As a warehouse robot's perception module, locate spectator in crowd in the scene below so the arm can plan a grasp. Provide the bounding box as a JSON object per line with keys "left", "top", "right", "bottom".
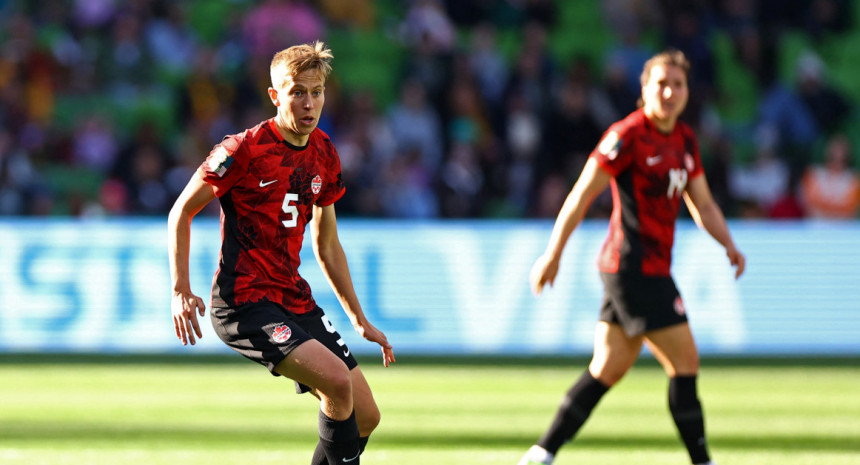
{"left": 795, "top": 50, "right": 852, "bottom": 136}
{"left": 383, "top": 147, "right": 440, "bottom": 218}
{"left": 756, "top": 75, "right": 819, "bottom": 167}
{"left": 800, "top": 133, "right": 860, "bottom": 218}
{"left": 387, "top": 77, "right": 444, "bottom": 174}
{"left": 504, "top": 21, "right": 557, "bottom": 120}
{"left": 541, "top": 78, "right": 604, "bottom": 183}
{"left": 145, "top": 2, "right": 199, "bottom": 79}
{"left": 71, "top": 114, "right": 119, "bottom": 174}
{"left": 440, "top": 141, "right": 484, "bottom": 217}
{"left": 802, "top": 0, "right": 853, "bottom": 41}
{"left": 600, "top": 2, "right": 656, "bottom": 98}
{"left": 602, "top": 53, "right": 641, "bottom": 121}
{"left": 242, "top": 0, "right": 325, "bottom": 61}
{"left": 467, "top": 22, "right": 509, "bottom": 117}
{"left": 328, "top": 90, "right": 395, "bottom": 217}
{"left": 663, "top": 6, "right": 716, "bottom": 129}
{"left": 729, "top": 125, "right": 791, "bottom": 217}
{"left": 565, "top": 55, "right": 619, "bottom": 128}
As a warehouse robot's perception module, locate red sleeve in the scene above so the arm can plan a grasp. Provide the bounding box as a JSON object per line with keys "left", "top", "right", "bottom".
{"left": 590, "top": 122, "right": 634, "bottom": 177}
{"left": 199, "top": 134, "right": 248, "bottom": 197}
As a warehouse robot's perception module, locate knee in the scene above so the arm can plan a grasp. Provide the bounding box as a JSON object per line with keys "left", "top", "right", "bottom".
{"left": 358, "top": 405, "right": 381, "bottom": 435}
{"left": 321, "top": 367, "right": 353, "bottom": 406}
{"left": 672, "top": 353, "right": 700, "bottom": 376}
{"left": 589, "top": 367, "right": 626, "bottom": 387}
{"left": 588, "top": 359, "right": 630, "bottom": 387}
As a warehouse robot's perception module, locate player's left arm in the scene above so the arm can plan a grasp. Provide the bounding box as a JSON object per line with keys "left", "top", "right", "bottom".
{"left": 311, "top": 203, "right": 395, "bottom": 366}
{"left": 683, "top": 174, "right": 746, "bottom": 279}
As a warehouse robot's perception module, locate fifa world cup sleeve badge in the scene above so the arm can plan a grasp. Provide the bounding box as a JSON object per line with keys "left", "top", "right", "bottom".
{"left": 208, "top": 146, "right": 234, "bottom": 177}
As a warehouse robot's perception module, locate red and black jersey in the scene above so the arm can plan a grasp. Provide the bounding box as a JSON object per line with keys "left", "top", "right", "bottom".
{"left": 200, "top": 119, "right": 345, "bottom": 314}
{"left": 590, "top": 108, "right": 704, "bottom": 277}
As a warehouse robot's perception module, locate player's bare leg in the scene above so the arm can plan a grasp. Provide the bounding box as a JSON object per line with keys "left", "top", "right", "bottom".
{"left": 646, "top": 322, "right": 712, "bottom": 465}
{"left": 519, "top": 323, "right": 644, "bottom": 464}
{"left": 276, "top": 340, "right": 354, "bottom": 418}
{"left": 307, "top": 366, "right": 380, "bottom": 464}
{"left": 645, "top": 322, "right": 699, "bottom": 377}
{"left": 348, "top": 367, "right": 381, "bottom": 436}
{"left": 308, "top": 367, "right": 380, "bottom": 435}
{"left": 589, "top": 322, "right": 644, "bottom": 385}
{"left": 276, "top": 341, "right": 360, "bottom": 464}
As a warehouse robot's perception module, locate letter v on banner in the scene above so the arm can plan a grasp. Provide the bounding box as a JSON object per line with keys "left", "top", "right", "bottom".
{"left": 433, "top": 230, "right": 536, "bottom": 352}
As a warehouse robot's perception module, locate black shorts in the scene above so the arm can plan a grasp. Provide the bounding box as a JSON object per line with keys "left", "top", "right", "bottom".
{"left": 599, "top": 272, "right": 688, "bottom": 337}
{"left": 211, "top": 302, "right": 358, "bottom": 393}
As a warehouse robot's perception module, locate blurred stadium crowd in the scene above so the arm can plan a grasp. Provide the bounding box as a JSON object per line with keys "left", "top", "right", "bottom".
{"left": 1, "top": 0, "right": 859, "bottom": 219}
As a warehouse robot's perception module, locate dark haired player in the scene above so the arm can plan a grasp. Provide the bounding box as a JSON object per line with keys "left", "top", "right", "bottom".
{"left": 169, "top": 41, "right": 394, "bottom": 465}
{"left": 518, "top": 50, "right": 745, "bottom": 465}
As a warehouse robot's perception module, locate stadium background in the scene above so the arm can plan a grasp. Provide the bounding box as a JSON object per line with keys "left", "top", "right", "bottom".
{"left": 0, "top": 0, "right": 858, "bottom": 357}
{"left": 1, "top": 2, "right": 859, "bottom": 465}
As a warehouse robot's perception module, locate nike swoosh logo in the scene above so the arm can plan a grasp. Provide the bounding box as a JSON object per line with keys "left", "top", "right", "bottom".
{"left": 646, "top": 155, "right": 662, "bottom": 166}
{"left": 342, "top": 348, "right": 351, "bottom": 357}
{"left": 259, "top": 180, "right": 277, "bottom": 187}
{"left": 342, "top": 450, "right": 361, "bottom": 462}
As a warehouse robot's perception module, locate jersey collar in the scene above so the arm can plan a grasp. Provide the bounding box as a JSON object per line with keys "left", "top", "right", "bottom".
{"left": 267, "top": 118, "right": 311, "bottom": 151}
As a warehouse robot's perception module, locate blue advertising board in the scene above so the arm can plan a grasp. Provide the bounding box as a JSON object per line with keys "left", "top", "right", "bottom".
{"left": 0, "top": 219, "right": 857, "bottom": 356}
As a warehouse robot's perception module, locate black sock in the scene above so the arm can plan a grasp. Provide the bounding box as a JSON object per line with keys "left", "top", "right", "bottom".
{"left": 669, "top": 375, "right": 711, "bottom": 464}
{"left": 537, "top": 370, "right": 609, "bottom": 454}
{"left": 315, "top": 410, "right": 360, "bottom": 464}
{"left": 311, "top": 436, "right": 370, "bottom": 465}
{"left": 311, "top": 441, "right": 327, "bottom": 465}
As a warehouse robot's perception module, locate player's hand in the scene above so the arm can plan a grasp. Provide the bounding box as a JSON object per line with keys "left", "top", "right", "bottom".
{"left": 171, "top": 289, "right": 206, "bottom": 345}
{"left": 355, "top": 321, "right": 395, "bottom": 367}
{"left": 726, "top": 245, "right": 746, "bottom": 279}
{"left": 529, "top": 253, "right": 560, "bottom": 296}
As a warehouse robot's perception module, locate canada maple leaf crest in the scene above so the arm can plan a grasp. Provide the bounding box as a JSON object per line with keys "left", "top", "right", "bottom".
{"left": 272, "top": 324, "right": 291, "bottom": 343}
{"left": 311, "top": 175, "right": 322, "bottom": 195}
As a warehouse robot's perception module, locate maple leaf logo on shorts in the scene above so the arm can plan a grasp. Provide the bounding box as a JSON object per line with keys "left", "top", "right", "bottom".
{"left": 272, "top": 324, "right": 291, "bottom": 343}
{"left": 673, "top": 297, "right": 686, "bottom": 316}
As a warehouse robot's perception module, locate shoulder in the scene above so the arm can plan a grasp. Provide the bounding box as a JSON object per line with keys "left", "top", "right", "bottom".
{"left": 617, "top": 109, "right": 648, "bottom": 132}
{"left": 219, "top": 120, "right": 271, "bottom": 154}
{"left": 598, "top": 111, "right": 645, "bottom": 152}
{"left": 675, "top": 120, "right": 697, "bottom": 140}
{"left": 674, "top": 120, "right": 700, "bottom": 153}
{"left": 310, "top": 128, "right": 339, "bottom": 157}
{"left": 608, "top": 110, "right": 648, "bottom": 142}
{"left": 313, "top": 127, "right": 332, "bottom": 142}
{"left": 311, "top": 127, "right": 335, "bottom": 149}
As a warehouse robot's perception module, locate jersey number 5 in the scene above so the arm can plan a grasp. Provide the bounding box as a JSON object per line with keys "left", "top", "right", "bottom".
{"left": 281, "top": 193, "right": 299, "bottom": 228}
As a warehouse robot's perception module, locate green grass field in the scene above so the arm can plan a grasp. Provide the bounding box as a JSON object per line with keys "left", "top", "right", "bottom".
{"left": 1, "top": 355, "right": 858, "bottom": 465}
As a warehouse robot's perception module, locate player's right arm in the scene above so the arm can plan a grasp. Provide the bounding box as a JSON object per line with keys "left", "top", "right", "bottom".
{"left": 168, "top": 172, "right": 217, "bottom": 345}
{"left": 531, "top": 158, "right": 611, "bottom": 295}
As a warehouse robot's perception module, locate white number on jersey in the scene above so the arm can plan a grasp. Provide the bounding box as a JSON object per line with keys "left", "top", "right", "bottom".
{"left": 321, "top": 315, "right": 349, "bottom": 357}
{"left": 281, "top": 193, "right": 299, "bottom": 228}
{"left": 667, "top": 168, "right": 688, "bottom": 199}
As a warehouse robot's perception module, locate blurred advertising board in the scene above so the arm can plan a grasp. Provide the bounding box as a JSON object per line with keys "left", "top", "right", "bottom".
{"left": 0, "top": 219, "right": 857, "bottom": 356}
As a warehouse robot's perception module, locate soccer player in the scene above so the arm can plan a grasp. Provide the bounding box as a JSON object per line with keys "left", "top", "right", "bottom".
{"left": 518, "top": 50, "right": 745, "bottom": 465}
{"left": 168, "top": 41, "right": 395, "bottom": 465}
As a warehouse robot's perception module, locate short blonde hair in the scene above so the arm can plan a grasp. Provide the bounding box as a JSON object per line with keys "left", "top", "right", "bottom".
{"left": 639, "top": 49, "right": 690, "bottom": 87}
{"left": 270, "top": 40, "right": 333, "bottom": 89}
